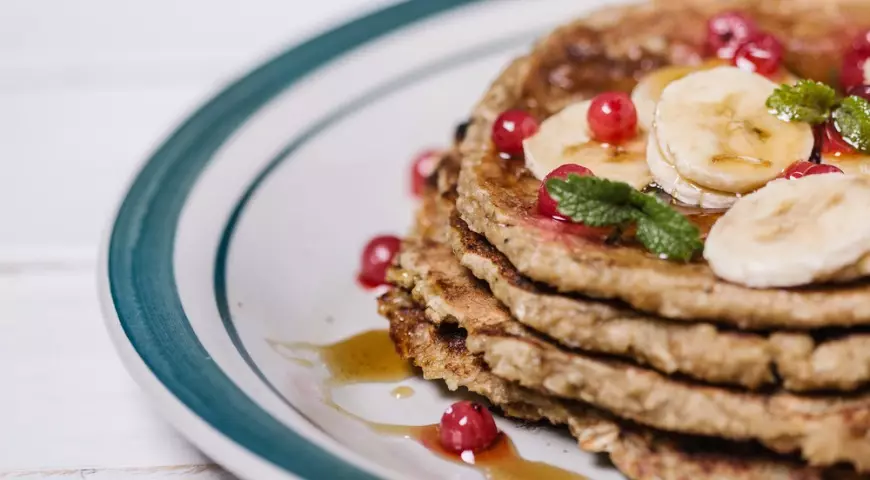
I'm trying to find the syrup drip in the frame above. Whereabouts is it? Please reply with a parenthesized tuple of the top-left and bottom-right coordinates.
(274, 330, 587, 479)
(325, 394, 586, 480)
(823, 153, 870, 176)
(686, 212, 723, 239)
(269, 329, 414, 385)
(650, 186, 726, 238)
(391, 426, 586, 480)
(390, 385, 415, 399)
(671, 206, 724, 239)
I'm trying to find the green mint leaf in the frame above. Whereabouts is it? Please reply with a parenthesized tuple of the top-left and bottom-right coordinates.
(833, 96, 870, 153)
(629, 192, 703, 262)
(545, 175, 635, 227)
(765, 80, 839, 125)
(544, 175, 702, 262)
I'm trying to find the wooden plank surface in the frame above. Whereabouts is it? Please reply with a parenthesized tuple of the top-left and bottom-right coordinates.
(0, 1, 389, 477)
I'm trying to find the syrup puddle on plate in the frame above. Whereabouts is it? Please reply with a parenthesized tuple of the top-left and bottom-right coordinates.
(271, 329, 588, 479)
(363, 422, 585, 480)
(324, 389, 586, 480)
(268, 329, 414, 385)
(390, 385, 415, 399)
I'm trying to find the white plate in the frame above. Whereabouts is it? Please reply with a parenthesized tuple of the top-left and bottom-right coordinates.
(99, 1, 631, 478)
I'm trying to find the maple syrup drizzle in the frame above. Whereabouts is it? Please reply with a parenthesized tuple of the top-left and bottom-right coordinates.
(268, 329, 414, 385)
(390, 385, 415, 399)
(324, 393, 586, 480)
(686, 211, 723, 239)
(823, 152, 870, 176)
(649, 186, 726, 238)
(274, 330, 587, 479)
(395, 426, 586, 480)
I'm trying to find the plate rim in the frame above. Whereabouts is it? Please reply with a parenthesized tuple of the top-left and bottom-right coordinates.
(97, 2, 480, 479)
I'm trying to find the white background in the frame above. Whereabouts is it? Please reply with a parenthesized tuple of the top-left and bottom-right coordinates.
(0, 1, 388, 477)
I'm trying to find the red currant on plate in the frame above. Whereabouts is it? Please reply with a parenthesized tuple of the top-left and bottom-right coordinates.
(841, 49, 870, 92)
(410, 149, 441, 197)
(851, 29, 870, 53)
(778, 161, 844, 180)
(537, 164, 593, 220)
(732, 33, 784, 77)
(587, 92, 638, 144)
(439, 401, 499, 454)
(358, 235, 401, 288)
(706, 11, 759, 59)
(821, 121, 858, 156)
(491, 110, 539, 156)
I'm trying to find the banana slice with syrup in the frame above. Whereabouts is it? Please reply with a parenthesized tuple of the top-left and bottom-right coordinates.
(633, 62, 799, 132)
(704, 174, 870, 288)
(646, 128, 739, 209)
(655, 67, 815, 195)
(523, 100, 652, 190)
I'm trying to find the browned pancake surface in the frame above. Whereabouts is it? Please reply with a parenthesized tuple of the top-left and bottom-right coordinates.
(380, 289, 867, 480)
(456, 1, 870, 329)
(414, 143, 870, 393)
(394, 184, 870, 470)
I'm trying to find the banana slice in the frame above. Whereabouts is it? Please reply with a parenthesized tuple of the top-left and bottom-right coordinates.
(704, 174, 870, 288)
(632, 62, 800, 132)
(655, 67, 814, 194)
(633, 65, 705, 132)
(523, 100, 652, 189)
(646, 129, 739, 209)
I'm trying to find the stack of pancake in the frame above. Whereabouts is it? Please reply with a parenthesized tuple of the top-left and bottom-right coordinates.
(378, 2, 870, 478)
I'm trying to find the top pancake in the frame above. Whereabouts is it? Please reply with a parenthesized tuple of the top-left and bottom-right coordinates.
(456, 1, 870, 329)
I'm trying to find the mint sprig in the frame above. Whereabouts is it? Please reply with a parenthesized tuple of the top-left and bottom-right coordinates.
(766, 80, 839, 125)
(630, 192, 704, 262)
(544, 176, 635, 227)
(545, 175, 702, 261)
(765, 79, 870, 154)
(833, 96, 870, 153)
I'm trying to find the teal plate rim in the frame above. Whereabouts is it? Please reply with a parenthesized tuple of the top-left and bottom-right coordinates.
(212, 27, 533, 437)
(103, 1, 491, 479)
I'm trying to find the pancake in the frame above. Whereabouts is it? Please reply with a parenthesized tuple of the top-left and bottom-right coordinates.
(391, 228, 870, 471)
(455, 1, 870, 329)
(390, 187, 870, 471)
(450, 213, 870, 393)
(379, 289, 866, 480)
(409, 138, 870, 393)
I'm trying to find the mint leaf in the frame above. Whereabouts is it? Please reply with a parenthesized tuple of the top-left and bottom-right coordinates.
(833, 96, 870, 153)
(544, 175, 702, 261)
(766, 80, 839, 124)
(629, 192, 703, 261)
(545, 175, 635, 227)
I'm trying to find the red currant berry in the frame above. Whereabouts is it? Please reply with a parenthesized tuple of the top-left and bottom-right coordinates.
(587, 92, 638, 144)
(778, 161, 844, 180)
(841, 49, 870, 91)
(777, 161, 814, 179)
(439, 401, 499, 454)
(821, 121, 858, 156)
(358, 235, 401, 288)
(491, 110, 539, 156)
(410, 149, 441, 197)
(537, 164, 594, 220)
(706, 11, 759, 59)
(732, 33, 784, 77)
(852, 29, 870, 53)
(847, 85, 870, 102)
(809, 164, 846, 175)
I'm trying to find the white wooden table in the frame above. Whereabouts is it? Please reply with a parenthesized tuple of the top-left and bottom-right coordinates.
(0, 1, 390, 477)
